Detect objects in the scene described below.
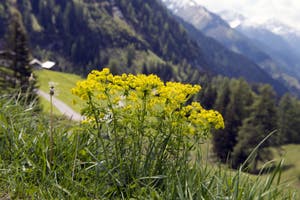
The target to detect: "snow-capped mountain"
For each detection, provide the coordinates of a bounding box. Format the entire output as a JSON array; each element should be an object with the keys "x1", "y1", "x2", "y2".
[
  {"x1": 262, "y1": 19, "x2": 300, "y2": 36},
  {"x1": 162, "y1": 0, "x2": 199, "y2": 12},
  {"x1": 161, "y1": 0, "x2": 300, "y2": 94},
  {"x1": 220, "y1": 10, "x2": 300, "y2": 89},
  {"x1": 218, "y1": 10, "x2": 246, "y2": 28},
  {"x1": 219, "y1": 10, "x2": 300, "y2": 36},
  {"x1": 162, "y1": 0, "x2": 228, "y2": 30},
  {"x1": 161, "y1": 0, "x2": 276, "y2": 65}
]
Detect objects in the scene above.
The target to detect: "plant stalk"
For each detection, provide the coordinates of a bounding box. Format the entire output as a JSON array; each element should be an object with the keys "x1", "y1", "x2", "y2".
[{"x1": 49, "y1": 86, "x2": 54, "y2": 167}]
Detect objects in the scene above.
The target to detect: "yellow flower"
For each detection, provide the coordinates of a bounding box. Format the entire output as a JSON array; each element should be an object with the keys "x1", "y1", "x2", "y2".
[{"x1": 72, "y1": 68, "x2": 224, "y2": 137}]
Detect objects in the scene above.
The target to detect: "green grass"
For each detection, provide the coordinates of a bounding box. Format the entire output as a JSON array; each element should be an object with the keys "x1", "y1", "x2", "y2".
[
  {"x1": 0, "y1": 93, "x2": 297, "y2": 199},
  {"x1": 269, "y1": 144, "x2": 300, "y2": 189},
  {"x1": 198, "y1": 140, "x2": 300, "y2": 193},
  {"x1": 34, "y1": 69, "x2": 84, "y2": 113}
]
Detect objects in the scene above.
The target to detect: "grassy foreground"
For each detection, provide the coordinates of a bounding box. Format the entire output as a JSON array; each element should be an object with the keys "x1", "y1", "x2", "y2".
[{"x1": 0, "y1": 94, "x2": 297, "y2": 199}]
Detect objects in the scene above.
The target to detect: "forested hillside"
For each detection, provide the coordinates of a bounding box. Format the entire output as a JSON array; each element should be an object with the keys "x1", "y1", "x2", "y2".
[
  {"x1": 0, "y1": 0, "x2": 288, "y2": 95},
  {"x1": 1, "y1": 0, "x2": 204, "y2": 78},
  {"x1": 175, "y1": 17, "x2": 287, "y2": 93}
]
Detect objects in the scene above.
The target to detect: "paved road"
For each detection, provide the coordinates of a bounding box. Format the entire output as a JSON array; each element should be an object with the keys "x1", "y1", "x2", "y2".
[{"x1": 37, "y1": 90, "x2": 83, "y2": 121}]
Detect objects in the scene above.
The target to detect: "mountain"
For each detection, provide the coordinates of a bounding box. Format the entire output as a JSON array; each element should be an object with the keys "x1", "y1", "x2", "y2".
[
  {"x1": 217, "y1": 10, "x2": 246, "y2": 29},
  {"x1": 220, "y1": 11, "x2": 300, "y2": 92},
  {"x1": 0, "y1": 0, "x2": 287, "y2": 95},
  {"x1": 1, "y1": 0, "x2": 208, "y2": 79},
  {"x1": 162, "y1": 0, "x2": 228, "y2": 32},
  {"x1": 161, "y1": 0, "x2": 299, "y2": 95},
  {"x1": 162, "y1": 0, "x2": 266, "y2": 58},
  {"x1": 159, "y1": 1, "x2": 281, "y2": 86},
  {"x1": 238, "y1": 21, "x2": 300, "y2": 75},
  {"x1": 174, "y1": 16, "x2": 284, "y2": 88}
]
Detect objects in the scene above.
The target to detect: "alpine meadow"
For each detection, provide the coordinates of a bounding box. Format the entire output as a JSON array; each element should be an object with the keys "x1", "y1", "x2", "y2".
[{"x1": 0, "y1": 0, "x2": 299, "y2": 199}]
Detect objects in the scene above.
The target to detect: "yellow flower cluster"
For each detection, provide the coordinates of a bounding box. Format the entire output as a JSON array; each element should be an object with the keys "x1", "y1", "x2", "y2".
[
  {"x1": 72, "y1": 68, "x2": 224, "y2": 136},
  {"x1": 179, "y1": 102, "x2": 224, "y2": 135}
]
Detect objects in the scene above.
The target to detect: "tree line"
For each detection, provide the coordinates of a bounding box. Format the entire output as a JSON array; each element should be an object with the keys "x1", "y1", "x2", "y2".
[{"x1": 199, "y1": 76, "x2": 300, "y2": 172}]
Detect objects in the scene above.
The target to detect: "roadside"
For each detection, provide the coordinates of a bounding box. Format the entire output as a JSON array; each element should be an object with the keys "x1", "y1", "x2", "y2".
[{"x1": 37, "y1": 89, "x2": 83, "y2": 121}]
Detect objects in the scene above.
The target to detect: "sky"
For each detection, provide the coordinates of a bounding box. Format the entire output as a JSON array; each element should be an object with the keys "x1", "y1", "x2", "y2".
[{"x1": 195, "y1": 0, "x2": 300, "y2": 29}]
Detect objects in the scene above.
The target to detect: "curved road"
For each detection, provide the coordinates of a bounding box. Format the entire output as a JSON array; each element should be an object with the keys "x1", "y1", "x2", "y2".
[{"x1": 37, "y1": 90, "x2": 83, "y2": 121}]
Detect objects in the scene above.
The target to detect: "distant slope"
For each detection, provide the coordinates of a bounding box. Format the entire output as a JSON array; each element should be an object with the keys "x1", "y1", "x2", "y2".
[
  {"x1": 270, "y1": 144, "x2": 300, "y2": 189},
  {"x1": 219, "y1": 10, "x2": 300, "y2": 93},
  {"x1": 236, "y1": 22, "x2": 300, "y2": 87},
  {"x1": 175, "y1": 17, "x2": 286, "y2": 94},
  {"x1": 161, "y1": 0, "x2": 269, "y2": 61}
]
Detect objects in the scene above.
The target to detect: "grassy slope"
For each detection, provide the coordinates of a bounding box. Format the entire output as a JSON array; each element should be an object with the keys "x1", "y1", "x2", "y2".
[
  {"x1": 200, "y1": 141, "x2": 300, "y2": 191},
  {"x1": 39, "y1": 94, "x2": 61, "y2": 115},
  {"x1": 202, "y1": 142, "x2": 300, "y2": 190},
  {"x1": 270, "y1": 144, "x2": 300, "y2": 189},
  {"x1": 35, "y1": 69, "x2": 84, "y2": 113}
]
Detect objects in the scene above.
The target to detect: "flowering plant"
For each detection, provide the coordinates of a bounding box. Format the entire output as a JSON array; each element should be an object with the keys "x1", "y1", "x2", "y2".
[{"x1": 72, "y1": 68, "x2": 224, "y2": 193}]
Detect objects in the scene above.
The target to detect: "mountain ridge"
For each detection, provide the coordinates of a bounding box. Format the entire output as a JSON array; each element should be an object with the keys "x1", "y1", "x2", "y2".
[
  {"x1": 219, "y1": 10, "x2": 300, "y2": 92},
  {"x1": 161, "y1": 0, "x2": 299, "y2": 95}
]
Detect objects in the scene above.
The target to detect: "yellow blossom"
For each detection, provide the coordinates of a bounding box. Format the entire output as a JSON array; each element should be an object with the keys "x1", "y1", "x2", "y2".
[{"x1": 72, "y1": 68, "x2": 224, "y2": 136}]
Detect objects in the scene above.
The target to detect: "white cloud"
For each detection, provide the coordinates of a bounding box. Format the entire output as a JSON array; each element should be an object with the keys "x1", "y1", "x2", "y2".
[{"x1": 195, "y1": 0, "x2": 300, "y2": 30}]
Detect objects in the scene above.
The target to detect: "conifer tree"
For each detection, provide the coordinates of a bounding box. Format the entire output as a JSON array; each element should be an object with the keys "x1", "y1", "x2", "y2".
[
  {"x1": 11, "y1": 13, "x2": 30, "y2": 87},
  {"x1": 278, "y1": 94, "x2": 300, "y2": 143},
  {"x1": 212, "y1": 77, "x2": 231, "y2": 162},
  {"x1": 198, "y1": 75, "x2": 217, "y2": 110},
  {"x1": 232, "y1": 85, "x2": 277, "y2": 172},
  {"x1": 7, "y1": 9, "x2": 36, "y2": 101},
  {"x1": 212, "y1": 78, "x2": 253, "y2": 162}
]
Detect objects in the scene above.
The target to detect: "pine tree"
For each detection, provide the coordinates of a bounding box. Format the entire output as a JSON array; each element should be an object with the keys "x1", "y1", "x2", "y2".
[
  {"x1": 212, "y1": 77, "x2": 231, "y2": 162},
  {"x1": 278, "y1": 94, "x2": 300, "y2": 143},
  {"x1": 198, "y1": 75, "x2": 217, "y2": 110},
  {"x1": 126, "y1": 45, "x2": 136, "y2": 68},
  {"x1": 7, "y1": 10, "x2": 37, "y2": 101},
  {"x1": 10, "y1": 12, "x2": 31, "y2": 88},
  {"x1": 212, "y1": 78, "x2": 253, "y2": 162},
  {"x1": 232, "y1": 85, "x2": 277, "y2": 172}
]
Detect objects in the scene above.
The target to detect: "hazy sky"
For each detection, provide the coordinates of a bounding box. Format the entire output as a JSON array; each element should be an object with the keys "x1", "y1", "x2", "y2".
[{"x1": 196, "y1": 0, "x2": 300, "y2": 29}]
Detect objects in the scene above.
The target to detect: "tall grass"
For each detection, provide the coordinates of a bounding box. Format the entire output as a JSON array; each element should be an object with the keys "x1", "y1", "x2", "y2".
[{"x1": 0, "y1": 93, "x2": 297, "y2": 199}]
